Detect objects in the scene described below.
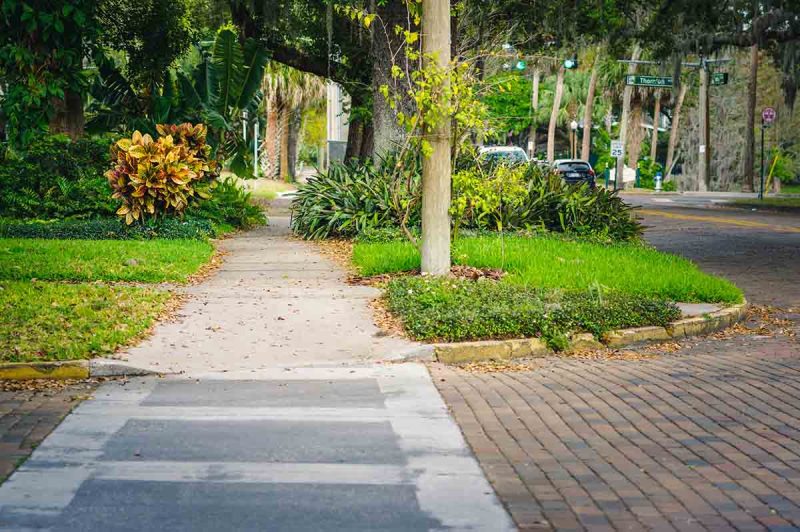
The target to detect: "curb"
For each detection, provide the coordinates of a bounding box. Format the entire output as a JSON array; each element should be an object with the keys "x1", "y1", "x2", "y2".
[
  {"x1": 0, "y1": 359, "x2": 161, "y2": 381},
  {"x1": 431, "y1": 302, "x2": 748, "y2": 364}
]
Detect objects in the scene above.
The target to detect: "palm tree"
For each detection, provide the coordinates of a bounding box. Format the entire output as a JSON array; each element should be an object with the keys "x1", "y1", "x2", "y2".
[{"x1": 261, "y1": 63, "x2": 326, "y2": 181}]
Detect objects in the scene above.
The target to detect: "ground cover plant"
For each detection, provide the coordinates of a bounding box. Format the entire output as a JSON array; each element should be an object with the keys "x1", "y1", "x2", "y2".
[
  {"x1": 385, "y1": 277, "x2": 682, "y2": 346},
  {"x1": 0, "y1": 281, "x2": 170, "y2": 363},
  {"x1": 0, "y1": 239, "x2": 213, "y2": 283}
]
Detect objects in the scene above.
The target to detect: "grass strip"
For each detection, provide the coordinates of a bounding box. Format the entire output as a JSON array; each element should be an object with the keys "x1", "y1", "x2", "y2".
[
  {"x1": 0, "y1": 280, "x2": 170, "y2": 362},
  {"x1": 354, "y1": 235, "x2": 742, "y2": 304},
  {"x1": 0, "y1": 238, "x2": 213, "y2": 283}
]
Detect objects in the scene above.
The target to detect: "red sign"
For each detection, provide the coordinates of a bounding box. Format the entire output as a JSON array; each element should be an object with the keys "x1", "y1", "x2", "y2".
[{"x1": 762, "y1": 107, "x2": 777, "y2": 124}]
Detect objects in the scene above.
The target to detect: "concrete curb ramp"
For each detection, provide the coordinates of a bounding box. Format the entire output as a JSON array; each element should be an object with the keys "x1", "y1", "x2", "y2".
[
  {"x1": 0, "y1": 359, "x2": 158, "y2": 381},
  {"x1": 431, "y1": 302, "x2": 748, "y2": 364}
]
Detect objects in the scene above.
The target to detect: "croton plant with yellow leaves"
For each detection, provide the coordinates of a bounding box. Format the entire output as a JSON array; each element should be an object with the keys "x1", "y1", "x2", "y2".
[{"x1": 106, "y1": 123, "x2": 219, "y2": 225}]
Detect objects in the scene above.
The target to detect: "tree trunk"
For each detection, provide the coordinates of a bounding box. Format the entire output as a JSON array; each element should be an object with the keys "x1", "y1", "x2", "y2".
[
  {"x1": 743, "y1": 43, "x2": 759, "y2": 192},
  {"x1": 420, "y1": 0, "x2": 451, "y2": 275},
  {"x1": 360, "y1": 119, "x2": 374, "y2": 159},
  {"x1": 529, "y1": 69, "x2": 540, "y2": 158},
  {"x1": 546, "y1": 66, "x2": 565, "y2": 162},
  {"x1": 371, "y1": 0, "x2": 411, "y2": 159},
  {"x1": 615, "y1": 44, "x2": 641, "y2": 190},
  {"x1": 581, "y1": 64, "x2": 598, "y2": 161},
  {"x1": 49, "y1": 90, "x2": 84, "y2": 139},
  {"x1": 265, "y1": 98, "x2": 280, "y2": 178},
  {"x1": 345, "y1": 120, "x2": 364, "y2": 162},
  {"x1": 698, "y1": 65, "x2": 710, "y2": 192},
  {"x1": 665, "y1": 83, "x2": 688, "y2": 182},
  {"x1": 287, "y1": 109, "x2": 301, "y2": 180},
  {"x1": 650, "y1": 90, "x2": 661, "y2": 161},
  {"x1": 280, "y1": 105, "x2": 291, "y2": 182},
  {"x1": 627, "y1": 98, "x2": 645, "y2": 170}
]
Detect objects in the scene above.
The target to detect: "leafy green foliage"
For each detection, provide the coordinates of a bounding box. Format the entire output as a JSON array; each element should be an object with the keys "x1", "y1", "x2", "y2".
[
  {"x1": 0, "y1": 238, "x2": 213, "y2": 283},
  {"x1": 0, "y1": 280, "x2": 170, "y2": 362},
  {"x1": 0, "y1": 217, "x2": 218, "y2": 240},
  {"x1": 0, "y1": 134, "x2": 117, "y2": 219},
  {"x1": 106, "y1": 124, "x2": 217, "y2": 224},
  {"x1": 292, "y1": 157, "x2": 640, "y2": 242},
  {"x1": 186, "y1": 177, "x2": 266, "y2": 230},
  {"x1": 0, "y1": 0, "x2": 97, "y2": 145},
  {"x1": 354, "y1": 235, "x2": 744, "y2": 304},
  {"x1": 95, "y1": 0, "x2": 195, "y2": 86},
  {"x1": 385, "y1": 276, "x2": 681, "y2": 346},
  {"x1": 291, "y1": 154, "x2": 421, "y2": 239}
]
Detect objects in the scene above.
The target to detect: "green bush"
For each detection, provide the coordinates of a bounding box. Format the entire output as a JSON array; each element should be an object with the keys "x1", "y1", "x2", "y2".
[
  {"x1": 291, "y1": 153, "x2": 421, "y2": 239},
  {"x1": 187, "y1": 177, "x2": 266, "y2": 230},
  {"x1": 0, "y1": 217, "x2": 217, "y2": 240},
  {"x1": 0, "y1": 134, "x2": 118, "y2": 219},
  {"x1": 292, "y1": 156, "x2": 641, "y2": 242},
  {"x1": 385, "y1": 276, "x2": 681, "y2": 347}
]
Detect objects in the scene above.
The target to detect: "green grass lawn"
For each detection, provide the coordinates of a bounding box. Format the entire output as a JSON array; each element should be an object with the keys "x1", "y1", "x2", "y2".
[
  {"x1": 0, "y1": 280, "x2": 170, "y2": 362},
  {"x1": 0, "y1": 236, "x2": 216, "y2": 362},
  {"x1": 0, "y1": 239, "x2": 213, "y2": 283},
  {"x1": 353, "y1": 235, "x2": 742, "y2": 304}
]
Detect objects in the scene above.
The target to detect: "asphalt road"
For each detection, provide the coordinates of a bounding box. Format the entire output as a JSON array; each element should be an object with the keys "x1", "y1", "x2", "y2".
[{"x1": 631, "y1": 197, "x2": 800, "y2": 308}]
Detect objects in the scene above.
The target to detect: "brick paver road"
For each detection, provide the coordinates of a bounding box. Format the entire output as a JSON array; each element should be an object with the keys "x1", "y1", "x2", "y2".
[
  {"x1": 0, "y1": 382, "x2": 97, "y2": 483},
  {"x1": 434, "y1": 205, "x2": 800, "y2": 531}
]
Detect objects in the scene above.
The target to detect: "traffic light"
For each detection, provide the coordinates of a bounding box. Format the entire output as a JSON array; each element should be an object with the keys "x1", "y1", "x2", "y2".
[{"x1": 564, "y1": 56, "x2": 578, "y2": 70}]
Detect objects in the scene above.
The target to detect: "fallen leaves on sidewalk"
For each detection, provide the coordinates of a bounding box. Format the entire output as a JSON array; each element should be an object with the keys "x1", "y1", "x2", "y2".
[
  {"x1": 312, "y1": 238, "x2": 355, "y2": 273},
  {"x1": 0, "y1": 377, "x2": 105, "y2": 394},
  {"x1": 187, "y1": 247, "x2": 227, "y2": 284}
]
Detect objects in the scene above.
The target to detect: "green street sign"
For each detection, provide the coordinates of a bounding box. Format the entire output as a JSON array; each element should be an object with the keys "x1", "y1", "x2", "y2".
[
  {"x1": 625, "y1": 75, "x2": 673, "y2": 88},
  {"x1": 711, "y1": 72, "x2": 729, "y2": 86},
  {"x1": 515, "y1": 60, "x2": 527, "y2": 71}
]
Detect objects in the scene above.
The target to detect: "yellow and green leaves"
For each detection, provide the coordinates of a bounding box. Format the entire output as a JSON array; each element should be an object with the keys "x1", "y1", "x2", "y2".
[{"x1": 106, "y1": 123, "x2": 218, "y2": 225}]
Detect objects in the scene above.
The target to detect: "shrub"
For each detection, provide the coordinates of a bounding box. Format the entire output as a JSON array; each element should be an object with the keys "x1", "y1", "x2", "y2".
[
  {"x1": 291, "y1": 156, "x2": 641, "y2": 242},
  {"x1": 0, "y1": 134, "x2": 117, "y2": 219},
  {"x1": 495, "y1": 164, "x2": 641, "y2": 241},
  {"x1": 385, "y1": 276, "x2": 681, "y2": 347},
  {"x1": 291, "y1": 153, "x2": 421, "y2": 239},
  {"x1": 0, "y1": 217, "x2": 218, "y2": 240},
  {"x1": 106, "y1": 124, "x2": 217, "y2": 224},
  {"x1": 186, "y1": 177, "x2": 266, "y2": 230}
]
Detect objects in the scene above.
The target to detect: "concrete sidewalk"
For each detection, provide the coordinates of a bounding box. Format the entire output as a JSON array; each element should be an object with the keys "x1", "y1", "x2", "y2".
[
  {"x1": 0, "y1": 215, "x2": 513, "y2": 531},
  {"x1": 119, "y1": 216, "x2": 420, "y2": 374}
]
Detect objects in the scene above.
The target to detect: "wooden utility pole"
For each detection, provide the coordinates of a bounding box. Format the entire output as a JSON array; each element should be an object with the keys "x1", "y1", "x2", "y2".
[
  {"x1": 420, "y1": 0, "x2": 451, "y2": 275},
  {"x1": 546, "y1": 66, "x2": 565, "y2": 162},
  {"x1": 743, "y1": 43, "x2": 759, "y2": 192},
  {"x1": 581, "y1": 63, "x2": 599, "y2": 161},
  {"x1": 615, "y1": 44, "x2": 641, "y2": 190},
  {"x1": 698, "y1": 61, "x2": 710, "y2": 192},
  {"x1": 528, "y1": 68, "x2": 540, "y2": 158}
]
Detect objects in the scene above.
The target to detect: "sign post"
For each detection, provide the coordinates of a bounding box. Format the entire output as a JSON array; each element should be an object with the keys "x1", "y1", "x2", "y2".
[
  {"x1": 760, "y1": 107, "x2": 776, "y2": 200},
  {"x1": 610, "y1": 140, "x2": 624, "y2": 190}
]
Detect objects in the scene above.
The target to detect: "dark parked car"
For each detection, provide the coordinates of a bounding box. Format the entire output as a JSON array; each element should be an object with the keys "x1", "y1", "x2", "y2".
[{"x1": 552, "y1": 159, "x2": 596, "y2": 189}]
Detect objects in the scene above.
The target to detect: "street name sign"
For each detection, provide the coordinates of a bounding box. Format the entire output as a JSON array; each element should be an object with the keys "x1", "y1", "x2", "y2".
[
  {"x1": 625, "y1": 75, "x2": 673, "y2": 88},
  {"x1": 711, "y1": 72, "x2": 729, "y2": 86}
]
